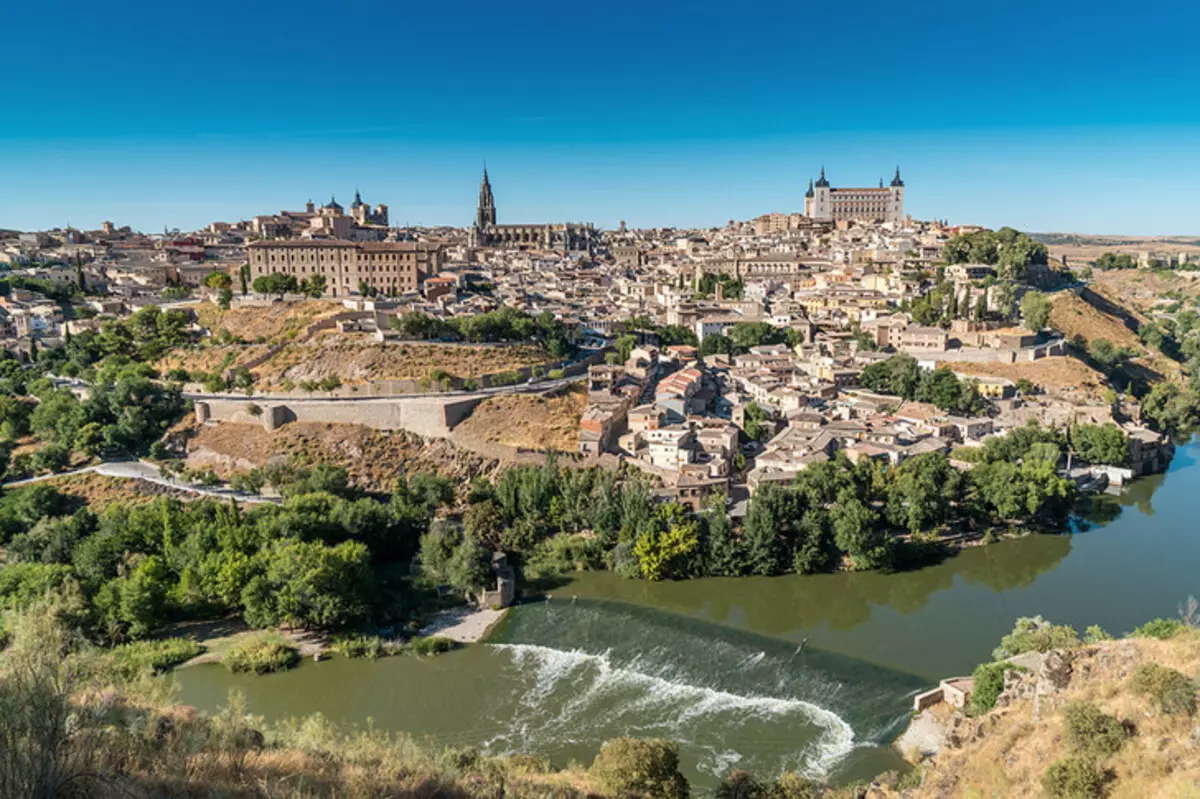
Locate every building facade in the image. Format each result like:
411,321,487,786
246,239,444,297
804,167,905,224
468,168,595,251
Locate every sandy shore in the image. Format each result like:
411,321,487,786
419,606,509,644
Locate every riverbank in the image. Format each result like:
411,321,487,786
418,605,509,643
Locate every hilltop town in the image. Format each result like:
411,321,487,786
0,167,1184,516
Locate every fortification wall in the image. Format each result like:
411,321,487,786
194,395,484,438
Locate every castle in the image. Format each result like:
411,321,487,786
804,167,905,224
468,167,594,251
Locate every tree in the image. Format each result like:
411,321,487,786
217,287,233,310
830,490,889,570
727,322,784,352
740,484,796,576
886,453,962,534
633,521,699,581
1070,423,1128,466
698,333,735,357
1020,290,1052,331
202,270,233,291
243,539,373,629
251,272,298,299
301,274,327,298
614,334,637,363
742,401,773,442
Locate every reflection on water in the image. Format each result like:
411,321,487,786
559,439,1200,678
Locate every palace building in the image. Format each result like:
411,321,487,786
246,239,444,297
468,167,595,251
804,167,905,224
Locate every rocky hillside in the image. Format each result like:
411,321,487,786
185,421,504,494
893,630,1200,798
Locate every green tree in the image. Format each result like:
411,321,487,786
202,270,233,291
830,490,889,570
1070,423,1128,466
251,272,298,299
1020,290,1052,331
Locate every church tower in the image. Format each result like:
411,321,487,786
476,167,497,230
889,167,905,224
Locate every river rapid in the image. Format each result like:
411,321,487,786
174,439,1200,786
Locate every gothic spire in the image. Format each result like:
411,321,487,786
891,166,904,187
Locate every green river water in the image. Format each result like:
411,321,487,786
174,440,1200,787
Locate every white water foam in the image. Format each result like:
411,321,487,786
490,642,856,779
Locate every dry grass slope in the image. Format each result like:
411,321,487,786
898,632,1200,799
186,421,503,493
454,385,587,453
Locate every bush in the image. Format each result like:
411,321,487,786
548,369,565,379
1062,701,1127,757
332,634,389,659
1042,756,1105,799
408,636,457,657
147,441,170,461
1130,662,1197,716
992,616,1080,660
1130,618,1186,640
715,771,766,798
1083,625,1112,644
968,662,1027,715
224,635,300,674
772,773,820,798
589,737,688,799
111,638,203,676
245,403,262,417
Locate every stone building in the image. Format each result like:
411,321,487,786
804,167,905,224
468,168,595,251
246,239,444,297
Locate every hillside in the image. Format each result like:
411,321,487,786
453,384,587,453
946,356,1108,402
1049,288,1182,384
185,421,503,493
894,630,1200,799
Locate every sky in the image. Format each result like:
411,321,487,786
2,0,1198,235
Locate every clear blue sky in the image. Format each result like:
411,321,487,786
2,0,1198,235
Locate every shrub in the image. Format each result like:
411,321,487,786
968,662,1027,715
408,636,456,657
1130,618,1186,640
715,770,766,799
1062,701,1127,757
1083,625,1112,644
245,403,262,417
548,369,565,379
589,737,688,799
224,635,300,674
1130,662,1197,716
772,773,820,798
332,634,389,660
148,441,170,461
317,376,342,392
1042,756,1105,799
111,638,203,676
992,615,1080,660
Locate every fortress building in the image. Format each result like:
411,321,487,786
804,167,905,224
468,167,595,251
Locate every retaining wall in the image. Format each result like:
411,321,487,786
195,395,485,438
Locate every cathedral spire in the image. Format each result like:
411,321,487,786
476,165,496,229
890,166,904,187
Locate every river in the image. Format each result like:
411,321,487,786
174,439,1200,787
